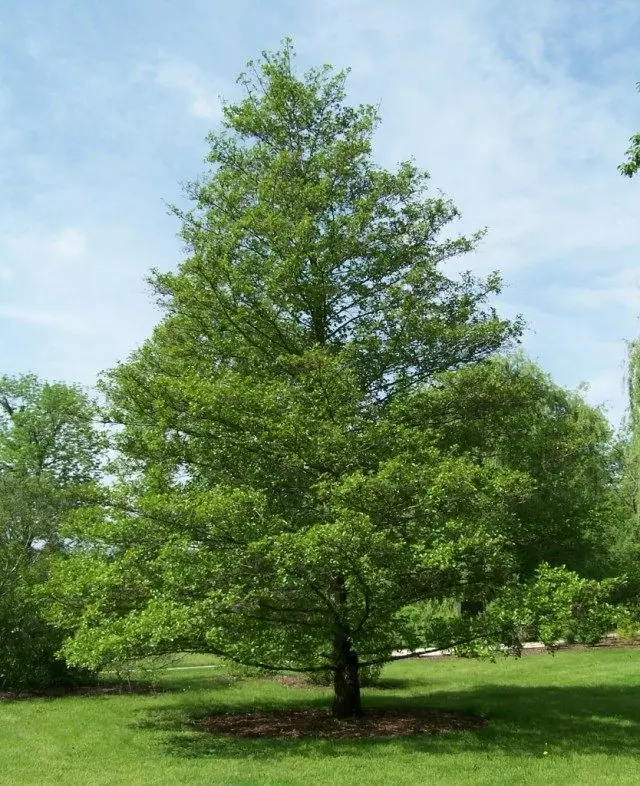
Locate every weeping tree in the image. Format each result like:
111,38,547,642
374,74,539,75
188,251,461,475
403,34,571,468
613,86,640,605
622,342,640,511
606,341,640,586
45,43,561,718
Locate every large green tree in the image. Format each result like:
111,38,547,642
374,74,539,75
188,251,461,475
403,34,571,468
0,374,103,690
48,44,611,717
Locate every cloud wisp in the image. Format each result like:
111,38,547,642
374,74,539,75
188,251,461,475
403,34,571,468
151,54,223,121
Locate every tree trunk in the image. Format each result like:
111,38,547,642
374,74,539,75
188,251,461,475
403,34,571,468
330,573,362,718
332,631,362,718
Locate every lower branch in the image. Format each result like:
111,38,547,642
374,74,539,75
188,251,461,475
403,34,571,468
358,629,507,669
150,646,334,674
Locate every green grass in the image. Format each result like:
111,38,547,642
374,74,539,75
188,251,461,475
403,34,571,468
2,649,640,785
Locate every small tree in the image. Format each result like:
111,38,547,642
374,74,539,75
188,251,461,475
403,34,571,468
0,374,103,690
48,44,612,718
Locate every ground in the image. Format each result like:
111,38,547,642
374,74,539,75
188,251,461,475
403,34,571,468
196,706,486,739
2,649,640,784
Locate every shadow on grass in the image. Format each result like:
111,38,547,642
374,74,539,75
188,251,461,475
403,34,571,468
138,683,640,760
0,681,160,703
367,677,415,691
0,673,240,704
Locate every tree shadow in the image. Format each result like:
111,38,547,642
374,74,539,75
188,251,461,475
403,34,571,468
0,681,160,703
366,677,415,691
135,682,640,760
0,672,241,704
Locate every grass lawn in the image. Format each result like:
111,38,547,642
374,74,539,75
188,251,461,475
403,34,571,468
2,649,640,785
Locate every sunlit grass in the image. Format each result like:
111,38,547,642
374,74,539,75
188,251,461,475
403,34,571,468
2,649,640,784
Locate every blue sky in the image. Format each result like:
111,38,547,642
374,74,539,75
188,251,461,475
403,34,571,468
1,0,640,423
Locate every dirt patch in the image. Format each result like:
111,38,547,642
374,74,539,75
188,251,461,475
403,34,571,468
268,674,312,688
593,638,640,649
427,639,640,659
513,640,640,657
196,707,487,739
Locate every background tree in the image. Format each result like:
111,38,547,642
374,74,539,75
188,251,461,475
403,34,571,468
619,342,640,513
47,44,610,718
406,355,620,579
0,374,103,690
614,85,640,630
394,356,623,651
604,341,640,616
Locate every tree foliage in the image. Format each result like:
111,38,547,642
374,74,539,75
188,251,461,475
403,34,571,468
457,564,621,656
48,44,616,716
619,83,640,177
606,340,640,610
406,355,619,578
620,341,640,515
0,374,103,690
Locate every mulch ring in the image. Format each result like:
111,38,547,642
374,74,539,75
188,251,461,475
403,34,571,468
196,707,487,739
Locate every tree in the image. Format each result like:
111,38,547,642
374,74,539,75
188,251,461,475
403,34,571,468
619,83,640,177
406,355,619,578
606,341,640,593
620,341,640,512
0,374,103,690
373,356,622,654
614,86,640,616
50,43,610,719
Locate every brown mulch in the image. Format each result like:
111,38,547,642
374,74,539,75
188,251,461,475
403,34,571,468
593,638,640,649
514,639,640,657
268,674,312,688
196,707,487,739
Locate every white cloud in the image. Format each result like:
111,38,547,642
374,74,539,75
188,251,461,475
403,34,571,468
0,305,86,333
3,226,87,269
24,36,43,60
557,268,640,312
584,368,628,421
49,227,87,259
152,55,222,121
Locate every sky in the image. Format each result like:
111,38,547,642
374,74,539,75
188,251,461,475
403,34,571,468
1,0,639,424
